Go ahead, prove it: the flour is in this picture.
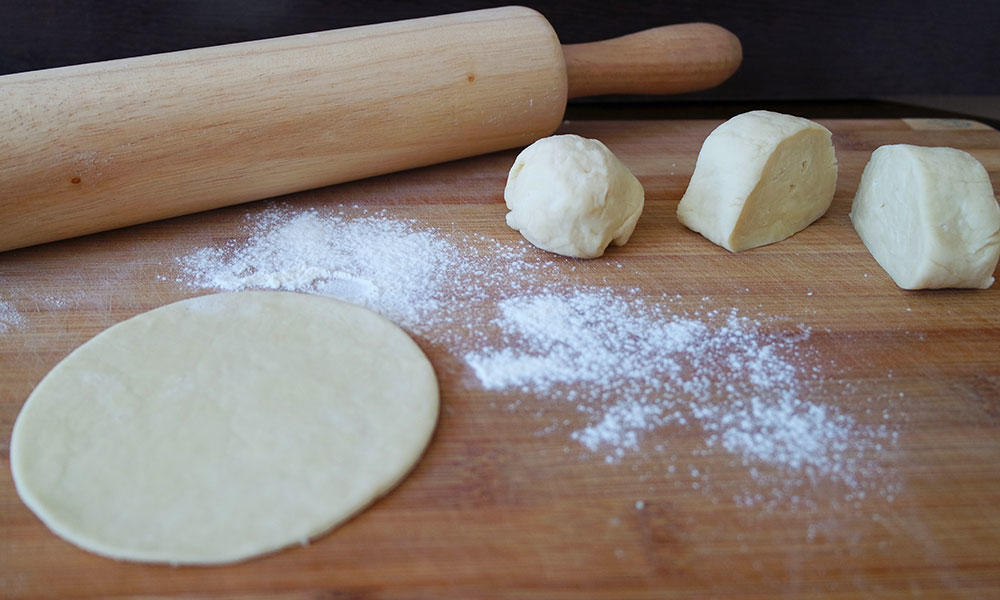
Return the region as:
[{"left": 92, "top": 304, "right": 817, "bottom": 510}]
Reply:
[
  {"left": 172, "top": 203, "right": 899, "bottom": 507},
  {"left": 178, "top": 208, "right": 455, "bottom": 328},
  {"left": 0, "top": 298, "right": 26, "bottom": 333},
  {"left": 467, "top": 288, "right": 894, "bottom": 497},
  {"left": 176, "top": 205, "right": 552, "bottom": 332},
  {"left": 465, "top": 291, "right": 699, "bottom": 392}
]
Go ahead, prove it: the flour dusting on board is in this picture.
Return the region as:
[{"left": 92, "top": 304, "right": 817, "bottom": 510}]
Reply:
[
  {"left": 465, "top": 288, "right": 897, "bottom": 502},
  {"left": 176, "top": 205, "right": 554, "bottom": 333},
  {"left": 172, "top": 203, "right": 900, "bottom": 508},
  {"left": 0, "top": 298, "right": 27, "bottom": 333}
]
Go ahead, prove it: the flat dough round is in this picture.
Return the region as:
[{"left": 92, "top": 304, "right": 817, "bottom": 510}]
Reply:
[{"left": 10, "top": 291, "right": 439, "bottom": 565}]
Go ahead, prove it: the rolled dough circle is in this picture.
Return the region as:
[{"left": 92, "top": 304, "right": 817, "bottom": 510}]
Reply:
[{"left": 10, "top": 291, "right": 439, "bottom": 565}]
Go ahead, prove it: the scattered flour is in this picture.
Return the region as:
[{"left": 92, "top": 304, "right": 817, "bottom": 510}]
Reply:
[
  {"left": 172, "top": 203, "right": 900, "bottom": 507},
  {"left": 0, "top": 298, "right": 26, "bottom": 333},
  {"left": 176, "top": 205, "right": 552, "bottom": 333},
  {"left": 465, "top": 288, "right": 895, "bottom": 498},
  {"left": 179, "top": 208, "right": 463, "bottom": 328}
]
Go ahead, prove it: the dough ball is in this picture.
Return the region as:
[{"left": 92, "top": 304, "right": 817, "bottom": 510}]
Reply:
[
  {"left": 504, "top": 134, "right": 645, "bottom": 258},
  {"left": 850, "top": 144, "right": 1000, "bottom": 289},
  {"left": 10, "top": 291, "right": 439, "bottom": 565},
  {"left": 676, "top": 110, "right": 838, "bottom": 252}
]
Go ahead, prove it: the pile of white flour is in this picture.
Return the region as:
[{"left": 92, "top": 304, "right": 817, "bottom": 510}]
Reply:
[{"left": 176, "top": 205, "right": 552, "bottom": 333}]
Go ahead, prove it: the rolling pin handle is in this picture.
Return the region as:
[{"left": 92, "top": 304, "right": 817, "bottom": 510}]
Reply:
[{"left": 562, "top": 22, "right": 742, "bottom": 98}]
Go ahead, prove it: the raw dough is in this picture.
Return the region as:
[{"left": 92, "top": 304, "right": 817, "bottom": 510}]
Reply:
[
  {"left": 676, "top": 110, "right": 838, "bottom": 252},
  {"left": 504, "top": 134, "right": 644, "bottom": 258},
  {"left": 10, "top": 291, "right": 439, "bottom": 565},
  {"left": 850, "top": 144, "right": 1000, "bottom": 289}
]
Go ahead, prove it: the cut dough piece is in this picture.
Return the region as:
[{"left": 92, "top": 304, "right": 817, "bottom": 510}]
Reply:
[
  {"left": 676, "top": 110, "right": 838, "bottom": 252},
  {"left": 10, "top": 291, "right": 439, "bottom": 565},
  {"left": 504, "top": 134, "right": 644, "bottom": 258},
  {"left": 850, "top": 144, "right": 1000, "bottom": 289}
]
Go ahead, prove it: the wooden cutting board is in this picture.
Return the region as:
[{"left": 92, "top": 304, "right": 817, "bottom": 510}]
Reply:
[{"left": 2, "top": 117, "right": 999, "bottom": 598}]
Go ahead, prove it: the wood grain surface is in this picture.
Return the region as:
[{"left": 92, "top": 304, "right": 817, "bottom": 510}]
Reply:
[{"left": 2, "top": 117, "right": 1000, "bottom": 598}]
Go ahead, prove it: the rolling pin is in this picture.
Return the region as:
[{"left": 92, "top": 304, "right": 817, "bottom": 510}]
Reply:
[{"left": 0, "top": 6, "right": 741, "bottom": 252}]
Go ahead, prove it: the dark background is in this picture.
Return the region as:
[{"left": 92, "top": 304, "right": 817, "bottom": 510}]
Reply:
[{"left": 2, "top": 1, "right": 998, "bottom": 111}]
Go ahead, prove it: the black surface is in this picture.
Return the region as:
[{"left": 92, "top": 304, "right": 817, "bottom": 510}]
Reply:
[
  {"left": 565, "top": 99, "right": 1000, "bottom": 129},
  {"left": 2, "top": 1, "right": 998, "bottom": 101}
]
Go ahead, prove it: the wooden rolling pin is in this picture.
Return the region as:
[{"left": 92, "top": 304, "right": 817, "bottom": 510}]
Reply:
[{"left": 0, "top": 6, "right": 741, "bottom": 252}]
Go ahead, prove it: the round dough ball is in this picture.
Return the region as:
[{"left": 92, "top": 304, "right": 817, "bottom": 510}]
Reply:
[
  {"left": 850, "top": 144, "right": 1000, "bottom": 289},
  {"left": 504, "top": 134, "right": 645, "bottom": 258},
  {"left": 10, "top": 291, "right": 439, "bottom": 565}
]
